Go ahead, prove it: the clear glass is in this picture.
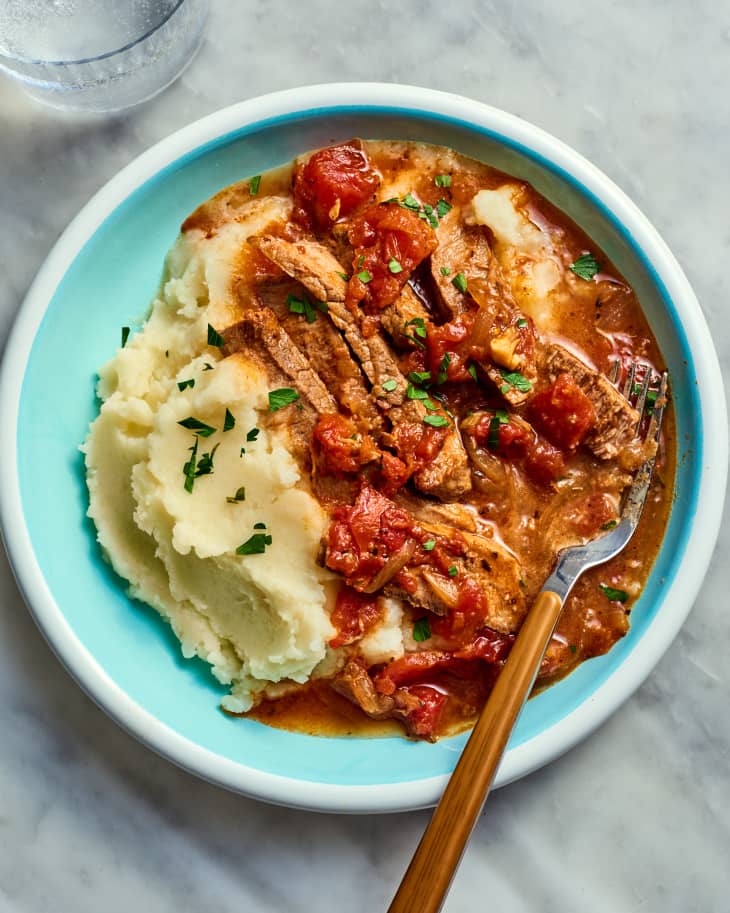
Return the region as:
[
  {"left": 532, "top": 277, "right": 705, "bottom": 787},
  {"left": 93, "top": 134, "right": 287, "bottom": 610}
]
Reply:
[{"left": 0, "top": 0, "right": 209, "bottom": 113}]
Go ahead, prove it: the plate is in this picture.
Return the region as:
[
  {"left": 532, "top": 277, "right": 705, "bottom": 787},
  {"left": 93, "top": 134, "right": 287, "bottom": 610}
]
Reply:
[{"left": 1, "top": 84, "right": 726, "bottom": 813}]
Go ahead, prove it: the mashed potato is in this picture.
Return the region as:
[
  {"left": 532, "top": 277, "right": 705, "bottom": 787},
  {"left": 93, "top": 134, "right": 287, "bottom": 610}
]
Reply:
[{"left": 83, "top": 224, "right": 339, "bottom": 713}]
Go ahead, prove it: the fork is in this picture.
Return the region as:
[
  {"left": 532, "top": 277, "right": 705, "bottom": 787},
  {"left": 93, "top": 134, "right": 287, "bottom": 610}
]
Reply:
[{"left": 387, "top": 363, "right": 669, "bottom": 913}]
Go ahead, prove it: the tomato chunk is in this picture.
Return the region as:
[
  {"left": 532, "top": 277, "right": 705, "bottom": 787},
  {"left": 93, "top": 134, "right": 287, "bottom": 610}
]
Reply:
[
  {"left": 397, "top": 685, "right": 448, "bottom": 740},
  {"left": 313, "top": 413, "right": 379, "bottom": 475},
  {"left": 470, "top": 412, "right": 532, "bottom": 460},
  {"left": 346, "top": 203, "right": 437, "bottom": 312},
  {"left": 524, "top": 438, "right": 566, "bottom": 486},
  {"left": 528, "top": 373, "right": 596, "bottom": 451},
  {"left": 425, "top": 316, "right": 476, "bottom": 382},
  {"left": 293, "top": 142, "right": 380, "bottom": 229},
  {"left": 329, "top": 586, "right": 382, "bottom": 648},
  {"left": 324, "top": 483, "right": 415, "bottom": 590}
]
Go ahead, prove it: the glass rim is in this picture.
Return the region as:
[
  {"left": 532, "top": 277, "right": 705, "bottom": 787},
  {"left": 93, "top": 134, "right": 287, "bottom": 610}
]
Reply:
[{"left": 0, "top": 0, "right": 187, "bottom": 67}]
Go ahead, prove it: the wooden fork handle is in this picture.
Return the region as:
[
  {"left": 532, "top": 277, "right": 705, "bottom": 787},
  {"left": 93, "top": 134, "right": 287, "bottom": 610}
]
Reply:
[{"left": 387, "top": 589, "right": 565, "bottom": 913}]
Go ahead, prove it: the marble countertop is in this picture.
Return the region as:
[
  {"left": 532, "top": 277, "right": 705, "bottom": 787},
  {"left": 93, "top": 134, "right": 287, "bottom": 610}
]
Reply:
[{"left": 1, "top": 2, "right": 729, "bottom": 911}]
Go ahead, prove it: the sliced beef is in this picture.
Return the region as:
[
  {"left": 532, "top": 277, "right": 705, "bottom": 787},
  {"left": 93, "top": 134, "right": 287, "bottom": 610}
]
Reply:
[
  {"left": 385, "top": 520, "right": 527, "bottom": 634},
  {"left": 224, "top": 307, "right": 336, "bottom": 414},
  {"left": 543, "top": 344, "right": 639, "bottom": 459},
  {"left": 430, "top": 208, "right": 494, "bottom": 317},
  {"left": 253, "top": 235, "right": 348, "bottom": 303},
  {"left": 380, "top": 283, "right": 431, "bottom": 349}
]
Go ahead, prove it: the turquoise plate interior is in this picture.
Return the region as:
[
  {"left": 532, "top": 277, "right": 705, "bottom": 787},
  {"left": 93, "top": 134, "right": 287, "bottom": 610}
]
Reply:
[{"left": 16, "top": 107, "right": 700, "bottom": 787}]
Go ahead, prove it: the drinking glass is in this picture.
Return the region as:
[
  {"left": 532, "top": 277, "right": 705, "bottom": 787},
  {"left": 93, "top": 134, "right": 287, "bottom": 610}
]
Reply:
[{"left": 0, "top": 0, "right": 209, "bottom": 113}]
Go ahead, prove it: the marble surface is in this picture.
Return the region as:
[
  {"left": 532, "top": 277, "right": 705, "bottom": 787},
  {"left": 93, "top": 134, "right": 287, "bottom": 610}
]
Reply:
[{"left": 1, "top": 1, "right": 729, "bottom": 910}]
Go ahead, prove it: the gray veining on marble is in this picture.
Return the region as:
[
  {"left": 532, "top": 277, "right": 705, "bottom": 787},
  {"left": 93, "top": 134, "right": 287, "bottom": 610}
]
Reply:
[{"left": 1, "top": 1, "right": 729, "bottom": 911}]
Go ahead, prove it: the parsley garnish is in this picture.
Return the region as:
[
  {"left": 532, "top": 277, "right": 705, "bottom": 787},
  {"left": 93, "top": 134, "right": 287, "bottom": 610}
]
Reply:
[
  {"left": 447, "top": 565, "right": 458, "bottom": 577},
  {"left": 177, "top": 378, "right": 195, "bottom": 391},
  {"left": 424, "top": 414, "right": 449, "bottom": 428},
  {"left": 183, "top": 437, "right": 199, "bottom": 493},
  {"left": 570, "top": 253, "right": 600, "bottom": 281},
  {"left": 357, "top": 254, "right": 365, "bottom": 268},
  {"left": 357, "top": 270, "right": 373, "bottom": 284},
  {"left": 406, "top": 317, "right": 428, "bottom": 338},
  {"left": 202, "top": 362, "right": 214, "bottom": 371},
  {"left": 226, "top": 487, "right": 246, "bottom": 504},
  {"left": 382, "top": 378, "right": 398, "bottom": 392},
  {"left": 239, "top": 447, "right": 246, "bottom": 458},
  {"left": 407, "top": 384, "right": 428, "bottom": 400},
  {"left": 404, "top": 333, "right": 426, "bottom": 350},
  {"left": 249, "top": 175, "right": 261, "bottom": 195},
  {"left": 121, "top": 326, "right": 130, "bottom": 348},
  {"left": 499, "top": 370, "right": 533, "bottom": 394},
  {"left": 467, "top": 363, "right": 478, "bottom": 382},
  {"left": 434, "top": 174, "right": 451, "bottom": 188},
  {"left": 599, "top": 583, "right": 629, "bottom": 603},
  {"left": 268, "top": 388, "right": 300, "bottom": 412},
  {"left": 423, "top": 539, "right": 436, "bottom": 551},
  {"left": 195, "top": 443, "right": 219, "bottom": 478},
  {"left": 178, "top": 417, "right": 216, "bottom": 437},
  {"left": 223, "top": 408, "right": 236, "bottom": 432},
  {"left": 287, "top": 292, "right": 317, "bottom": 324},
  {"left": 569, "top": 644, "right": 578, "bottom": 654},
  {"left": 246, "top": 427, "right": 260, "bottom": 442},
  {"left": 436, "top": 353, "right": 451, "bottom": 385},
  {"left": 600, "top": 520, "right": 618, "bottom": 531},
  {"left": 253, "top": 522, "right": 267, "bottom": 530},
  {"left": 207, "top": 324, "right": 224, "bottom": 347},
  {"left": 440, "top": 266, "right": 451, "bottom": 276},
  {"left": 402, "top": 193, "right": 421, "bottom": 211},
  {"left": 388, "top": 257, "right": 403, "bottom": 274},
  {"left": 408, "top": 370, "right": 431, "bottom": 384},
  {"left": 413, "top": 617, "right": 432, "bottom": 642},
  {"left": 436, "top": 199, "right": 452, "bottom": 219},
  {"left": 517, "top": 318, "right": 528, "bottom": 328},
  {"left": 336, "top": 271, "right": 350, "bottom": 282},
  {"left": 452, "top": 272, "right": 468, "bottom": 293},
  {"left": 237, "top": 532, "right": 272, "bottom": 555}
]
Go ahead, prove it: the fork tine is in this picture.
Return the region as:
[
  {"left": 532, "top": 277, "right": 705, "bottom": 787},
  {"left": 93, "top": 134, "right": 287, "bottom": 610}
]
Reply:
[
  {"left": 609, "top": 358, "right": 620, "bottom": 384},
  {"left": 634, "top": 367, "right": 653, "bottom": 433},
  {"left": 645, "top": 371, "right": 669, "bottom": 445},
  {"left": 621, "top": 362, "right": 636, "bottom": 398}
]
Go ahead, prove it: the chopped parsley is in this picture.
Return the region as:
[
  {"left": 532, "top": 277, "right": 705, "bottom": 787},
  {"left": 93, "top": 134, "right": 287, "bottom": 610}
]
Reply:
[
  {"left": 357, "top": 254, "right": 365, "bottom": 268},
  {"left": 467, "top": 362, "right": 478, "bottom": 382},
  {"left": 121, "top": 326, "right": 130, "bottom": 348},
  {"left": 195, "top": 443, "right": 219, "bottom": 478},
  {"left": 226, "top": 487, "right": 246, "bottom": 504},
  {"left": 253, "top": 521, "right": 267, "bottom": 530},
  {"left": 268, "top": 388, "right": 300, "bottom": 412},
  {"left": 599, "top": 583, "right": 629, "bottom": 603},
  {"left": 424, "top": 399, "right": 440, "bottom": 411},
  {"left": 177, "top": 378, "right": 195, "bottom": 391},
  {"left": 499, "top": 370, "right": 533, "bottom": 394},
  {"left": 452, "top": 272, "right": 468, "bottom": 293},
  {"left": 600, "top": 520, "right": 618, "bottom": 531},
  {"left": 407, "top": 384, "right": 428, "bottom": 400},
  {"left": 413, "top": 617, "right": 432, "bottom": 642},
  {"left": 440, "top": 266, "right": 451, "bottom": 276},
  {"left": 569, "top": 644, "right": 578, "bottom": 654},
  {"left": 388, "top": 257, "right": 403, "bottom": 274},
  {"left": 223, "top": 408, "right": 236, "bottom": 432},
  {"left": 404, "top": 332, "right": 426, "bottom": 350},
  {"left": 357, "top": 270, "right": 373, "bottom": 284},
  {"left": 315, "top": 300, "right": 329, "bottom": 314},
  {"left": 336, "top": 271, "right": 350, "bottom": 282},
  {"left": 408, "top": 370, "right": 431, "bottom": 384},
  {"left": 202, "top": 362, "right": 214, "bottom": 371},
  {"left": 447, "top": 565, "right": 458, "bottom": 577},
  {"left": 382, "top": 378, "right": 398, "bottom": 392},
  {"left": 236, "top": 532, "right": 272, "bottom": 555},
  {"left": 239, "top": 447, "right": 246, "bottom": 458},
  {"left": 423, "top": 414, "right": 450, "bottom": 428},
  {"left": 434, "top": 174, "right": 452, "bottom": 188},
  {"left": 178, "top": 417, "right": 216, "bottom": 437},
  {"left": 248, "top": 174, "right": 261, "bottom": 195},
  {"left": 423, "top": 539, "right": 436, "bottom": 551},
  {"left": 517, "top": 318, "right": 528, "bottom": 328},
  {"left": 436, "top": 199, "right": 452, "bottom": 219},
  {"left": 401, "top": 192, "right": 421, "bottom": 211},
  {"left": 287, "top": 292, "right": 317, "bottom": 324},
  {"left": 246, "top": 427, "right": 260, "bottom": 442},
  {"left": 183, "top": 437, "right": 199, "bottom": 493},
  {"left": 436, "top": 353, "right": 452, "bottom": 385},
  {"left": 487, "top": 410, "right": 509, "bottom": 451},
  {"left": 406, "top": 317, "right": 428, "bottom": 339},
  {"left": 570, "top": 253, "right": 600, "bottom": 281},
  {"left": 207, "top": 324, "right": 225, "bottom": 347}
]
